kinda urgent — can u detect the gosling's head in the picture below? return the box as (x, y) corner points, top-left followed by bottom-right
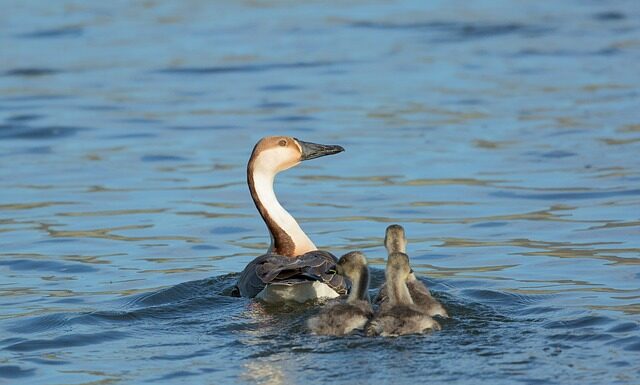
(336, 251), (368, 278)
(386, 252), (412, 281)
(384, 224), (407, 254)
(249, 136), (344, 174)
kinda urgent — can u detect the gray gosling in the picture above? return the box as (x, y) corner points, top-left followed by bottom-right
(307, 251), (373, 336)
(377, 224), (448, 318)
(367, 252), (440, 337)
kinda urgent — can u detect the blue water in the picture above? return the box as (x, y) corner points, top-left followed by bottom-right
(1, 0), (640, 384)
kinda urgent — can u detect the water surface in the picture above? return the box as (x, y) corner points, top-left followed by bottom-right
(1, 0), (639, 384)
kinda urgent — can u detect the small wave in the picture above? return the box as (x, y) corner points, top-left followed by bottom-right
(18, 25), (83, 39)
(615, 336), (640, 352)
(492, 189), (640, 201)
(548, 332), (614, 342)
(256, 101), (295, 109)
(0, 365), (35, 379)
(545, 315), (615, 329)
(148, 348), (212, 361)
(593, 11), (626, 21)
(4, 275), (241, 335)
(126, 274), (239, 307)
(460, 289), (545, 308)
(5, 331), (127, 352)
(157, 61), (340, 75)
(140, 154), (189, 162)
(259, 84), (302, 92)
(607, 322), (639, 333)
(169, 124), (238, 131)
(5, 114), (43, 122)
(5, 313), (101, 334)
(0, 124), (84, 139)
(348, 20), (551, 41)
(4, 68), (61, 77)
(147, 369), (215, 382)
(0, 259), (98, 274)
(262, 115), (316, 123)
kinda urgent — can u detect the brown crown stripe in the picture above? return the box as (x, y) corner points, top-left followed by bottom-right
(247, 149), (296, 257)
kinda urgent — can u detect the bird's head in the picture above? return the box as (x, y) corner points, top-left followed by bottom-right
(249, 136), (344, 174)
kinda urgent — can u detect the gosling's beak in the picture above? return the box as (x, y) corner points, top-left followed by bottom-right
(296, 138), (344, 161)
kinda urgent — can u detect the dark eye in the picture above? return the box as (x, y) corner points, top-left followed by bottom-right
(278, 139), (287, 147)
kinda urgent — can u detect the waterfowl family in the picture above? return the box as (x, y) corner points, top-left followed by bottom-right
(367, 252), (441, 337)
(307, 251), (373, 335)
(234, 136), (349, 303)
(376, 225), (448, 318)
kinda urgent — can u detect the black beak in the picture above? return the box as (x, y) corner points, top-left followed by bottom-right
(296, 139), (345, 161)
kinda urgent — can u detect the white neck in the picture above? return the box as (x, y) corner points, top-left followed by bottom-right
(251, 169), (317, 256)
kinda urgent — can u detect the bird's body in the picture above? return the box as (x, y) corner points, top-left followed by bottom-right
(308, 251), (373, 335)
(376, 279), (448, 318)
(307, 299), (372, 335)
(367, 304), (440, 337)
(234, 136), (348, 303)
(236, 250), (346, 301)
(375, 225), (448, 318)
(367, 252), (440, 337)
(405, 279), (447, 317)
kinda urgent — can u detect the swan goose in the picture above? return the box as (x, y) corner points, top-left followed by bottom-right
(234, 136), (349, 303)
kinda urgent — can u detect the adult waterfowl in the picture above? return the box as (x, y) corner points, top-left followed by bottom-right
(234, 136), (349, 302)
(307, 251), (373, 335)
(367, 252), (440, 337)
(376, 225), (448, 318)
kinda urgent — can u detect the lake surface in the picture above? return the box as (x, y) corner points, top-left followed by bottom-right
(1, 0), (639, 384)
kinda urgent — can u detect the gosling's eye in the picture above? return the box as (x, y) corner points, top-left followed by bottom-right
(409, 269), (414, 274)
(278, 139), (287, 147)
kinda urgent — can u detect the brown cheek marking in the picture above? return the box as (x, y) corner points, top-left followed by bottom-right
(247, 156), (297, 257)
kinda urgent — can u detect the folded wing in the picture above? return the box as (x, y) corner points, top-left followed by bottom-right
(236, 250), (350, 298)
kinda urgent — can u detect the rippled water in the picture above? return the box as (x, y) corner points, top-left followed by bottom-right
(1, 0), (640, 384)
